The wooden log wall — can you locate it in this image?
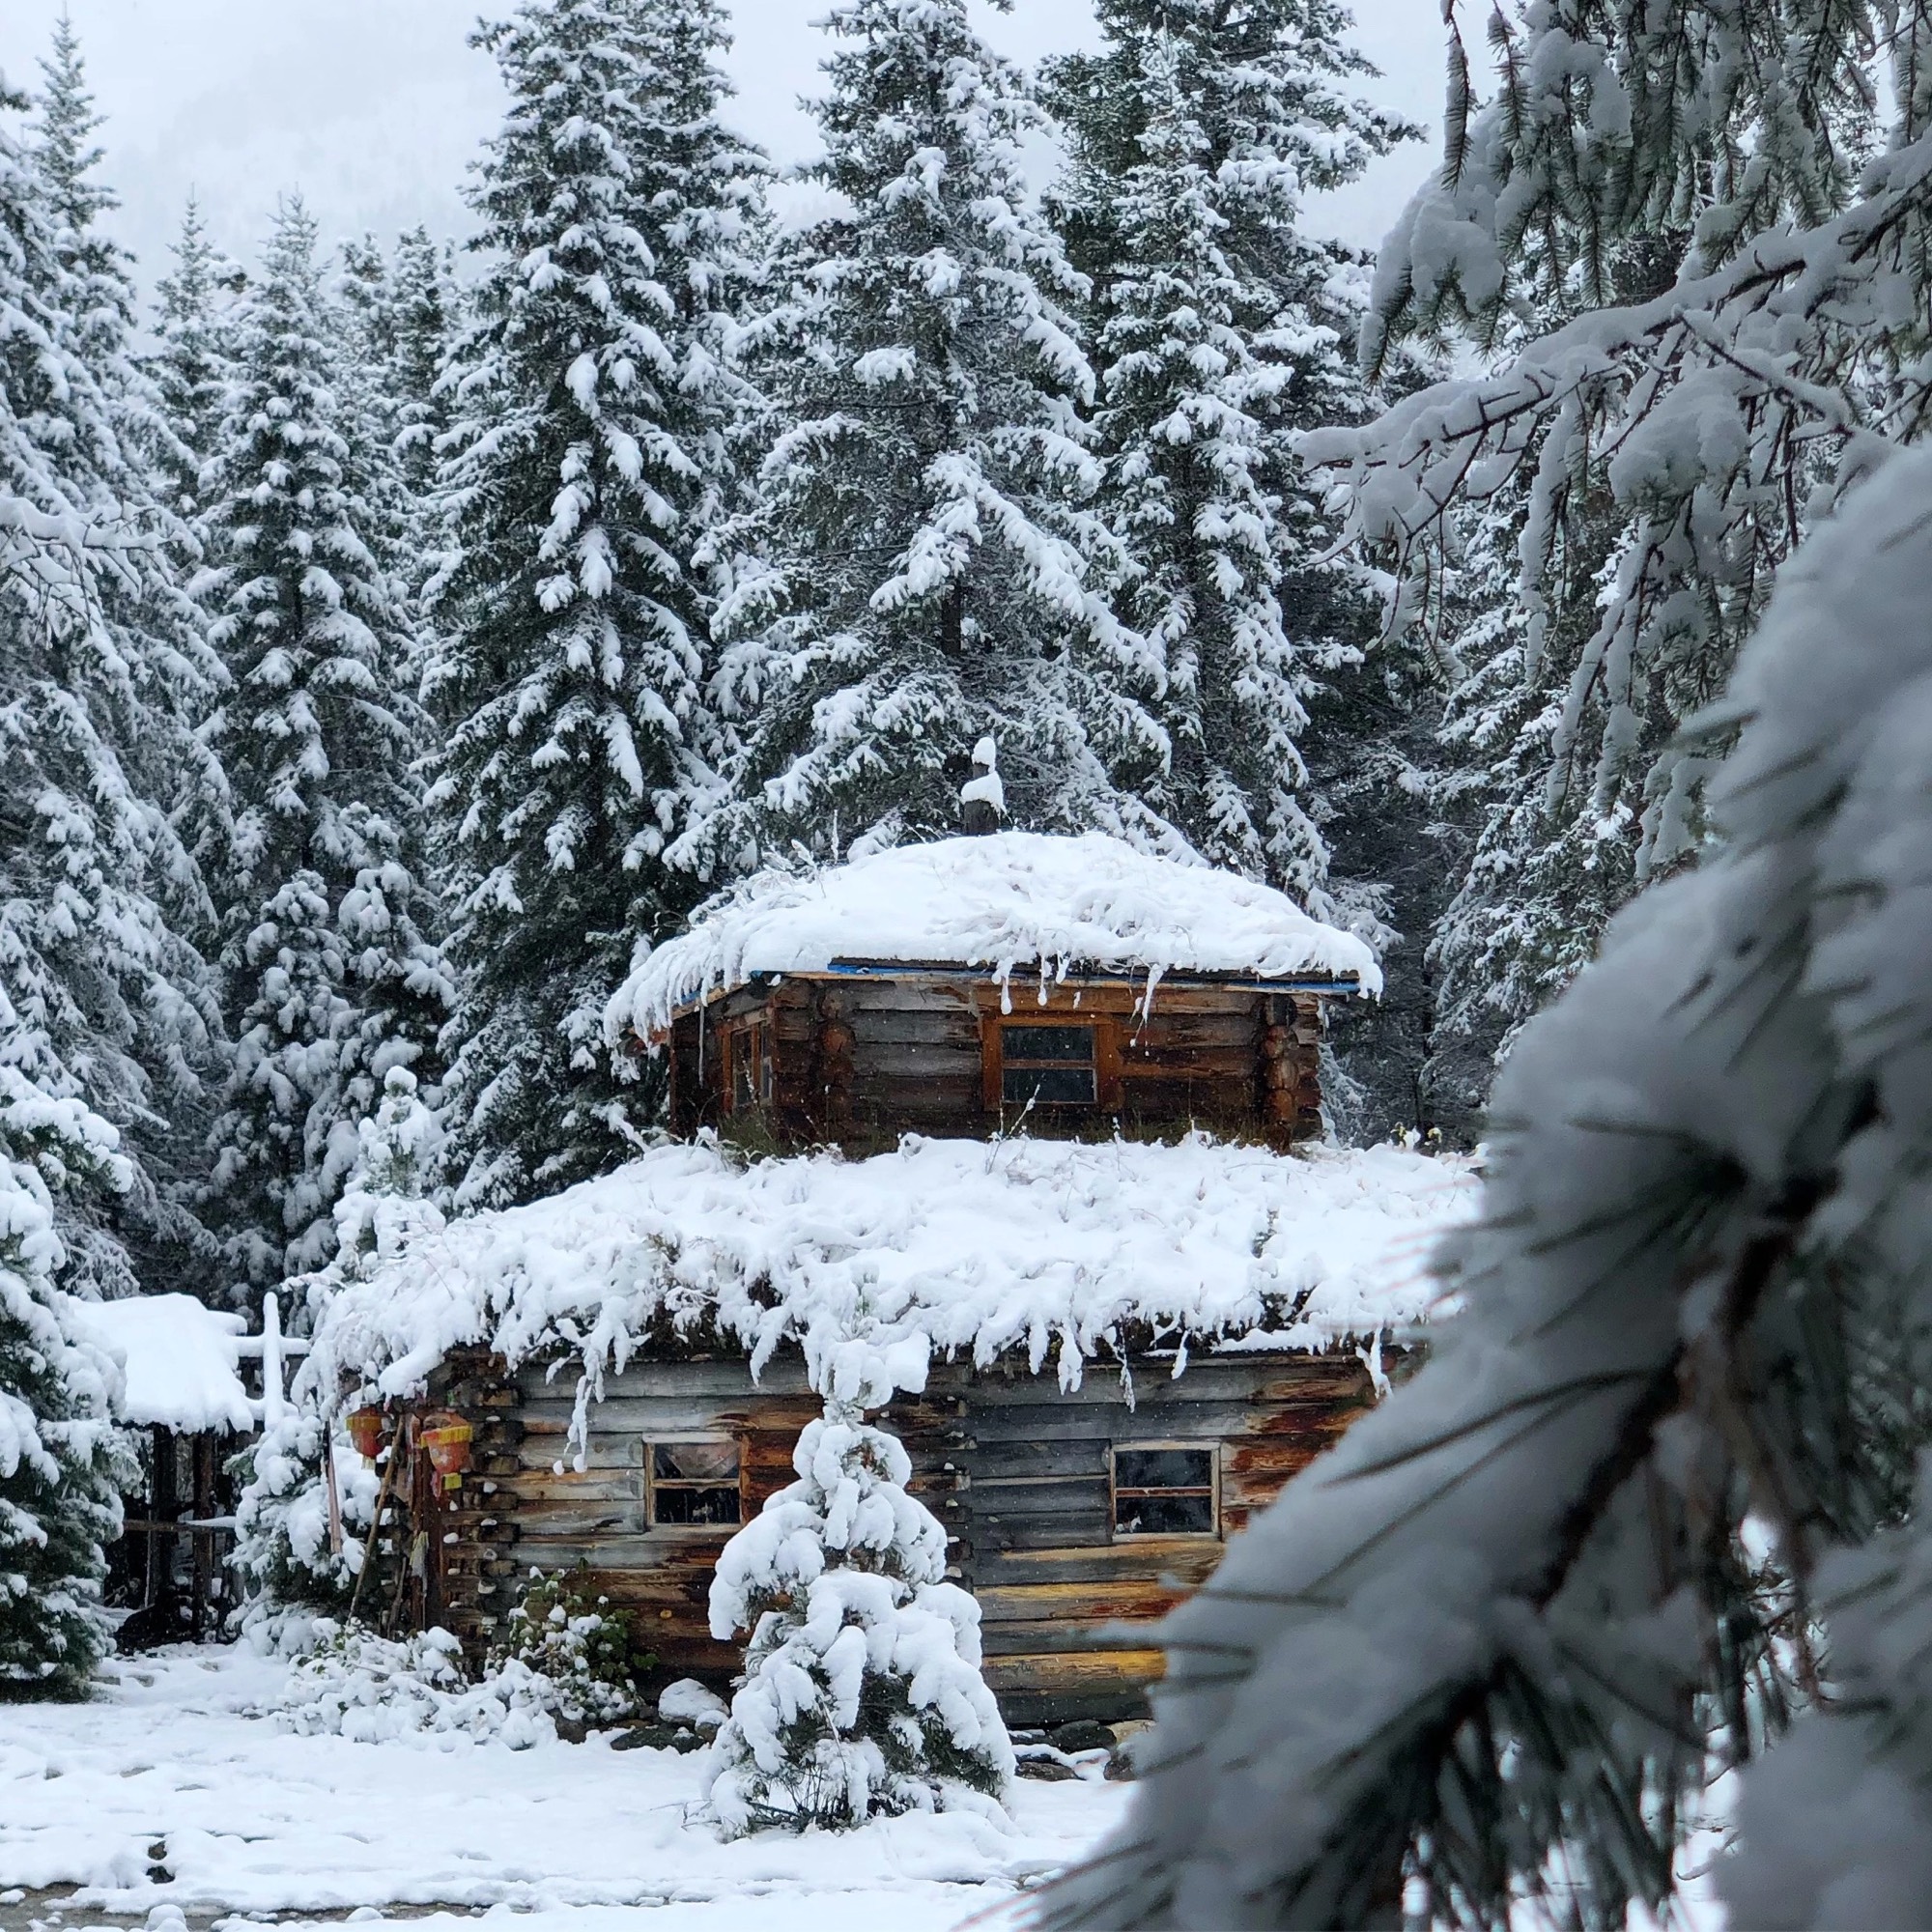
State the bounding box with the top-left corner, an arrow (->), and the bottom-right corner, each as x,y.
426,1349 -> 1378,1723
901,1353 -> 1376,1722
668,977 -> 1328,1149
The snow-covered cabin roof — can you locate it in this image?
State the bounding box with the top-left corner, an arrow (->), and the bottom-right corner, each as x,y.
298,1137 -> 1477,1436
66,1293 -> 257,1435
610,832 -> 1380,1035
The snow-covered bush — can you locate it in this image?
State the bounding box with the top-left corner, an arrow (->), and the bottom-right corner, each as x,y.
1038,450 -> 1932,1925
488,1569 -> 645,1725
278,1593 -> 648,1747
0,1067 -> 135,1698
229,1400 -> 379,1649
277,1622 -> 559,1749
705,1406 -> 1013,1833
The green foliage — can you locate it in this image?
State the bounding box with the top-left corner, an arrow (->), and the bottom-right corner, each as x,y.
490,1568 -> 652,1724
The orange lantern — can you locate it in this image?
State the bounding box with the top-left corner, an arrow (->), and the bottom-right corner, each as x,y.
344,1407 -> 384,1462
421,1419 -> 473,1490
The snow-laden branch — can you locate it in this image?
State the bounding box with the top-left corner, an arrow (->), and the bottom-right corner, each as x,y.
1036,444 -> 1932,1930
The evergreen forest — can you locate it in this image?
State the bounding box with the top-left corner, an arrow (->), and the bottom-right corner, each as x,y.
14,0 -> 1932,1917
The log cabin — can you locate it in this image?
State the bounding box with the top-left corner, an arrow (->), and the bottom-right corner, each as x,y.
294,835 -> 1476,1723
605,828 -> 1379,1151
300,1139 -> 1473,1722
380,1339 -> 1397,1725
294,828 -> 1470,1722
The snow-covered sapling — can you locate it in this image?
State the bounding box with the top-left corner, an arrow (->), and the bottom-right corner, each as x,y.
229,1394 -> 380,1647
328,1066 -> 448,1281
489,1568 -> 644,1725
705,1406 -> 1013,1832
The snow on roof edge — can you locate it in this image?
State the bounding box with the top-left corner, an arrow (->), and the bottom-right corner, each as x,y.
66,1293 -> 256,1435
608,832 -> 1380,1038
296,1136 -> 1476,1452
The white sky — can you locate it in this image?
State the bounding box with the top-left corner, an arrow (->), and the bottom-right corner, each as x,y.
0,0 -> 1450,301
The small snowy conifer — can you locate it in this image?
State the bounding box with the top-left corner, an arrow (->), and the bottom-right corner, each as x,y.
706,1406 -> 1012,1832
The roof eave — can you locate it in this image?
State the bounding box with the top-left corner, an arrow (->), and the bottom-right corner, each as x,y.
642,958 -> 1364,1036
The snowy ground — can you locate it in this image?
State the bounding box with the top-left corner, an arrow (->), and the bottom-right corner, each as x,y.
0,1648 -> 1122,1932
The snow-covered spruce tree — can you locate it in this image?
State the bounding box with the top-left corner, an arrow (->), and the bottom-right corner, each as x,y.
1307,0 -> 1932,1086
3,63 -> 229,1302
1037,444 -> 1932,1927
231,1069 -> 441,1644
147,194 -> 238,533
0,1047 -> 133,1698
199,197 -> 447,1299
707,1406 -> 1012,1832
428,0 -> 765,1208
1420,477 -> 1643,1108
228,1395 -> 371,1645
325,1065 -> 447,1283
330,236 -> 415,577
1044,0 -> 1410,907
32,22 -> 214,593
323,230 -> 466,695
698,0 -> 1143,864
30,19 -> 150,448
384,228 -> 461,506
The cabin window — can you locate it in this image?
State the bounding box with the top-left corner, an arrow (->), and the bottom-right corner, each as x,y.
646,1439 -> 743,1526
722,1019 -> 772,1115
1112,1444 -> 1218,1536
995,1021 -> 1099,1107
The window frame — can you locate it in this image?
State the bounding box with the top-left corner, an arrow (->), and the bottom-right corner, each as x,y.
981,1014 -> 1122,1113
1110,1440 -> 1221,1541
644,1435 -> 746,1533
719,1015 -> 773,1117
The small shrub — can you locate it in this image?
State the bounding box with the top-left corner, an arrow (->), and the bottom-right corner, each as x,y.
489,1568 -> 650,1725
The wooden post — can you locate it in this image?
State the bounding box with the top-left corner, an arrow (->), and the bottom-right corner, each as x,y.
190,1434 -> 215,1637
148,1424 -> 176,1619
259,1292 -> 287,1428
816,988 -> 855,1140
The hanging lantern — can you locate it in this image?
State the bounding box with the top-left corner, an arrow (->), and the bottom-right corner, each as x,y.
344,1407 -> 384,1462
421,1418 -> 474,1489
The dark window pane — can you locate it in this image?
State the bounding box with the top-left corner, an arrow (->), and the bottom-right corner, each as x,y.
1114,1491 -> 1215,1535
1003,1025 -> 1094,1064
1115,1447 -> 1213,1491
652,1484 -> 742,1525
1005,1065 -> 1097,1105
654,1441 -> 739,1482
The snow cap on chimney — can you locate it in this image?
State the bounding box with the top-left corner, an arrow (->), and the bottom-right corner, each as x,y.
960,735 -> 1005,835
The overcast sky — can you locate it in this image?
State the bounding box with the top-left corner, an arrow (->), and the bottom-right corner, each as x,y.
0,0 -> 1451,300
